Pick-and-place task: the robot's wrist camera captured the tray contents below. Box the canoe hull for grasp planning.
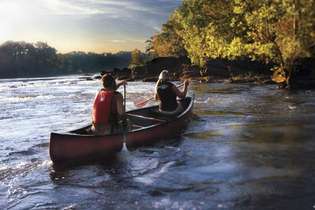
[49,132,123,163]
[49,96,194,163]
[126,102,193,148]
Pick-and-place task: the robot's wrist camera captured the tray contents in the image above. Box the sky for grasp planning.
[0,0,182,53]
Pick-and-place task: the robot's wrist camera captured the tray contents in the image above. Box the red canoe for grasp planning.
[125,96,194,148]
[49,96,194,163]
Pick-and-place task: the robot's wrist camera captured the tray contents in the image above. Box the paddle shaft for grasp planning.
[122,84,128,145]
[134,82,186,107]
[123,84,126,111]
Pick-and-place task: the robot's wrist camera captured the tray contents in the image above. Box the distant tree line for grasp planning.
[148,0,315,87]
[0,41,132,78]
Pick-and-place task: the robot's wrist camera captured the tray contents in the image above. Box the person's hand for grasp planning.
[116,79,127,89]
[120,80,127,86]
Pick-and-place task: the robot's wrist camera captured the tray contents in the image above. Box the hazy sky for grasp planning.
[0,0,182,53]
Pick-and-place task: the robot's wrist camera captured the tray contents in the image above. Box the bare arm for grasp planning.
[115,79,127,90]
[172,80,189,99]
[154,80,160,100]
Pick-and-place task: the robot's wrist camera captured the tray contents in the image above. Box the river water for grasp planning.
[0,75,315,209]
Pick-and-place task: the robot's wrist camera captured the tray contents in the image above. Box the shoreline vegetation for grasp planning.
[0,40,312,88]
[0,41,274,85]
[145,0,315,89]
[1,1,315,89]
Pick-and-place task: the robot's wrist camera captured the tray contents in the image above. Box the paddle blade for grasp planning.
[134,99,149,107]
[134,96,153,107]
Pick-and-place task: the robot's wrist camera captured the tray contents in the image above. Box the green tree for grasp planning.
[153,0,315,87]
[147,18,187,57]
[171,0,234,66]
[0,41,133,78]
[129,49,143,68]
[233,0,315,87]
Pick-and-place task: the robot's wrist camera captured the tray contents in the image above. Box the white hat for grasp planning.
[158,69,169,80]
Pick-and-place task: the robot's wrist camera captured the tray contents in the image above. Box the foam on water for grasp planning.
[134,161,176,185]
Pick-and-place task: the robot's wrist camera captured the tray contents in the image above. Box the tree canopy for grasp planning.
[148,0,315,86]
[0,41,132,78]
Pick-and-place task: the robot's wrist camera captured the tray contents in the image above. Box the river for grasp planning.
[0,75,315,209]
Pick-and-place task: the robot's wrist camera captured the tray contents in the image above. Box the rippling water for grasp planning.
[1,76,315,209]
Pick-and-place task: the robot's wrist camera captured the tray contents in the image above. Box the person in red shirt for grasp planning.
[91,74,126,135]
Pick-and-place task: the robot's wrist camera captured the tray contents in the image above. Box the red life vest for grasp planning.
[92,90,115,125]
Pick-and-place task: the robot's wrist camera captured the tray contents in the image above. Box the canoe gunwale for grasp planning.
[128,95,194,134]
[49,96,194,163]
[50,131,122,138]
[178,94,194,118]
[51,95,194,137]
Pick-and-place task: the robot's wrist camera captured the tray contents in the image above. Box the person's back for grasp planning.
[91,74,124,135]
[92,89,117,130]
[156,80,177,112]
[155,70,189,115]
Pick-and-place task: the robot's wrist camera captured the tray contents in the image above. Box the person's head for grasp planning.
[101,74,116,90]
[158,69,169,81]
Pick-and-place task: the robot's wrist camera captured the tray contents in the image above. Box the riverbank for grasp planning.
[181,74,273,85]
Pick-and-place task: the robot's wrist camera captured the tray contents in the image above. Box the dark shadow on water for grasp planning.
[49,135,185,184]
[49,155,121,181]
[124,137,184,156]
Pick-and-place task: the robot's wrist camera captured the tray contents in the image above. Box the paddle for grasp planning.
[133,96,155,108]
[123,83,126,111]
[122,83,128,151]
[133,82,185,108]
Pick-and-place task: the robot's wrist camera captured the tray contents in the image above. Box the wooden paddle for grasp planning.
[134,82,185,108]
[122,84,128,150]
[123,83,126,111]
[134,96,155,108]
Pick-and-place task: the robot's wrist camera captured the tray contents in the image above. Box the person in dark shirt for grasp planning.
[154,70,189,115]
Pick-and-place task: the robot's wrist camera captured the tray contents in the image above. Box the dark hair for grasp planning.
[101,74,116,90]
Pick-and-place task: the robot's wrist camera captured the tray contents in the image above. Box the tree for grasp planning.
[147,18,187,57]
[233,0,315,87]
[0,41,133,78]
[170,0,234,66]
[129,49,143,68]
[152,0,315,87]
